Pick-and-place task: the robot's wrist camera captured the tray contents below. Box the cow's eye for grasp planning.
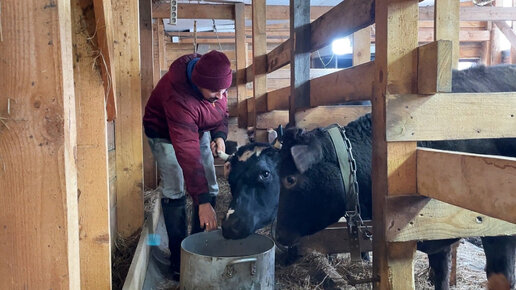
[282,175,297,189]
[259,170,271,181]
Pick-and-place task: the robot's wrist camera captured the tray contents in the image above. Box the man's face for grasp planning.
[199,87,227,103]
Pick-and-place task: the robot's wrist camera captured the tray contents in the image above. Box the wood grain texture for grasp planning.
[417,40,452,94]
[112,0,144,237]
[419,6,516,21]
[417,148,516,224]
[251,0,267,126]
[140,0,157,190]
[372,0,420,288]
[235,3,248,128]
[386,196,516,242]
[92,0,117,121]
[0,0,80,288]
[435,0,459,69]
[71,1,112,287]
[386,92,516,141]
[353,27,371,65]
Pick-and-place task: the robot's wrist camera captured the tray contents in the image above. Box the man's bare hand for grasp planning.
[210,137,226,158]
[198,203,217,231]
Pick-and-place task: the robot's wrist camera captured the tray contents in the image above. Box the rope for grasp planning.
[212,19,223,51]
[316,50,334,68]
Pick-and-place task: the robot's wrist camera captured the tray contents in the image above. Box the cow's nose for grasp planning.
[221,218,252,240]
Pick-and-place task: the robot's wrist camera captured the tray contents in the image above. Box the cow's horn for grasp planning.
[218,151,230,161]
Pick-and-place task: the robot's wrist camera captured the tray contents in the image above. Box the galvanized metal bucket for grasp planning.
[180,230,275,289]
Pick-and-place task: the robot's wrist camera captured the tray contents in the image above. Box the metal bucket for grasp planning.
[180,230,275,289]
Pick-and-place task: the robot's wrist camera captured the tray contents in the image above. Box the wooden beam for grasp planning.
[71,1,112,288]
[417,41,452,95]
[140,0,157,190]
[92,0,117,121]
[251,0,267,126]
[494,21,516,49]
[267,39,292,73]
[418,30,491,42]
[434,0,459,69]
[417,148,516,224]
[112,0,145,237]
[353,27,371,65]
[310,0,375,52]
[153,3,234,19]
[235,3,248,128]
[157,19,166,70]
[385,196,516,242]
[310,61,374,107]
[0,0,80,288]
[386,92,516,141]
[420,6,516,21]
[372,0,420,288]
[289,0,311,125]
[255,105,371,130]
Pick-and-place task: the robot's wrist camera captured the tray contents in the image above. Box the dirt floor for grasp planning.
[150,178,493,289]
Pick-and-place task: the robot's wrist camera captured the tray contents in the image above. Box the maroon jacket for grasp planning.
[143,54,228,205]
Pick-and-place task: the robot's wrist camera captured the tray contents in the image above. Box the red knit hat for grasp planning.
[192,50,232,90]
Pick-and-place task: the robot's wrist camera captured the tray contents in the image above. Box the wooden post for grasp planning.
[289,0,311,126]
[157,19,166,71]
[235,3,248,128]
[490,0,504,65]
[373,0,419,288]
[353,27,371,66]
[92,0,117,121]
[251,0,266,127]
[435,0,459,69]
[71,1,112,288]
[112,0,145,237]
[152,20,161,85]
[0,0,80,288]
[140,0,157,190]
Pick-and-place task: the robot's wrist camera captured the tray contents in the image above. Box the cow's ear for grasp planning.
[290,145,322,174]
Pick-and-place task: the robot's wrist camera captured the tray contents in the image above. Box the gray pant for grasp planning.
[148,132,218,200]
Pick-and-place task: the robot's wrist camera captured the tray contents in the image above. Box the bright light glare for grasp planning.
[332,37,352,55]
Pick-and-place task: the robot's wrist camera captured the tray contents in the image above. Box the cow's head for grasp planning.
[275,128,348,246]
[221,143,281,239]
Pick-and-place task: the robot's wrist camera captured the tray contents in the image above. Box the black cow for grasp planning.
[221,64,516,289]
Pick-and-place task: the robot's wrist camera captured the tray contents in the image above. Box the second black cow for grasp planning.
[221,64,516,290]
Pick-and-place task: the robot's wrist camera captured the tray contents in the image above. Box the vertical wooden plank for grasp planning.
[157,19,166,71]
[373,0,419,288]
[251,0,266,127]
[289,0,311,126]
[0,0,80,288]
[490,0,503,65]
[140,0,157,190]
[353,27,371,65]
[112,0,145,237]
[92,0,117,121]
[152,20,161,85]
[435,0,459,69]
[71,1,112,288]
[235,3,248,128]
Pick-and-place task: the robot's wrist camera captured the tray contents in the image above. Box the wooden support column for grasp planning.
[157,19,166,71]
[235,3,248,128]
[112,0,145,237]
[372,0,419,288]
[353,27,371,65]
[435,0,459,69]
[71,1,112,288]
[152,20,161,85]
[289,0,311,126]
[140,0,157,190]
[92,0,117,121]
[0,0,80,288]
[490,0,504,65]
[251,0,266,127]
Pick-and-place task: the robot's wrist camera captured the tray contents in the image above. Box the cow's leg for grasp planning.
[427,247,451,290]
[482,236,516,288]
